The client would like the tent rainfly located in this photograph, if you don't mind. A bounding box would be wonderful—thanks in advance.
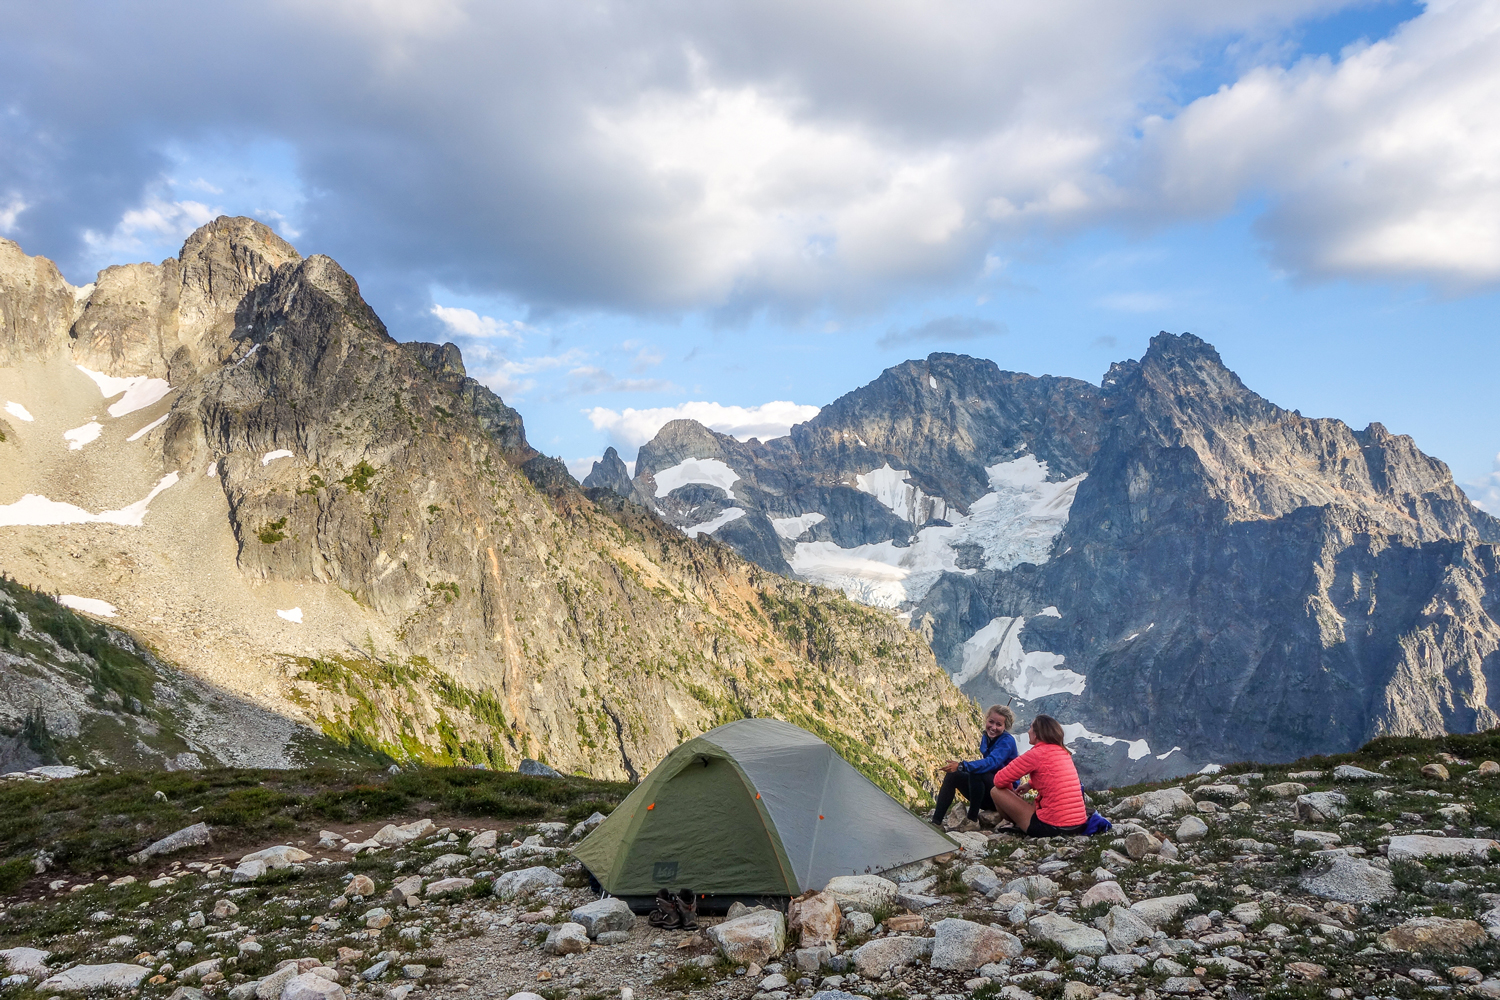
[571,718,956,906]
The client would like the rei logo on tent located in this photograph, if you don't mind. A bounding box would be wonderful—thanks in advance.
[652,861,679,883]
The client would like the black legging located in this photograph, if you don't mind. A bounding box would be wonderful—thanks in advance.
[932,770,996,823]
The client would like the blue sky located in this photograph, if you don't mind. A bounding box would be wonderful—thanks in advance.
[3,0,1498,508]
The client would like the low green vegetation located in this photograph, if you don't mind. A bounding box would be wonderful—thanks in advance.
[257,516,289,544]
[0,765,628,881]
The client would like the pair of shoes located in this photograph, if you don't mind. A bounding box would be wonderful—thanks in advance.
[957,818,982,833]
[647,889,680,928]
[645,889,699,930]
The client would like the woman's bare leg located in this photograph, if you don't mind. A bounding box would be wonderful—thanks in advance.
[991,785,1035,831]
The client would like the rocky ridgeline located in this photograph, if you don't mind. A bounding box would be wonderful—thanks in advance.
[9,748,1500,1000]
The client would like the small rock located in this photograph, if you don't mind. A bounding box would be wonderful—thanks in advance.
[345,875,375,897]
[848,936,926,977]
[1477,761,1500,776]
[788,891,841,948]
[1260,782,1307,798]
[1332,764,1383,780]
[1293,830,1341,848]
[360,961,389,982]
[240,846,311,869]
[1287,961,1326,979]
[1128,894,1198,928]
[543,923,590,955]
[493,866,564,900]
[1115,786,1196,820]
[127,823,213,865]
[823,875,897,912]
[1422,763,1451,781]
[213,899,240,919]
[232,860,267,883]
[1295,791,1348,824]
[1123,831,1161,860]
[569,897,635,938]
[1300,856,1395,903]
[1097,954,1147,976]
[1160,976,1203,994]
[400,966,425,979]
[280,972,346,1000]
[710,909,786,964]
[1079,881,1128,908]
[424,877,475,898]
[596,931,631,945]
[959,863,1002,896]
[928,918,1022,970]
[363,908,392,929]
[38,964,151,992]
[1378,917,1489,953]
[1388,834,1500,863]
[1027,913,1107,956]
[0,948,51,977]
[1175,815,1208,843]
[569,812,607,840]
[1099,906,1153,954]
[467,830,497,851]
[1003,875,1061,900]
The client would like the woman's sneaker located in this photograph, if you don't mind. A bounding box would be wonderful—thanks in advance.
[647,889,681,928]
[674,889,699,930]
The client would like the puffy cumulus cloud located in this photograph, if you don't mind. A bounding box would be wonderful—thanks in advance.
[1,0,1365,310]
[1139,0,1500,289]
[430,305,524,340]
[585,400,821,451]
[1464,452,1500,515]
[877,315,1006,348]
[81,194,221,264]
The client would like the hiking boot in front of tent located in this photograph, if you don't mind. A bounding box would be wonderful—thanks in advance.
[674,889,699,930]
[648,889,681,929]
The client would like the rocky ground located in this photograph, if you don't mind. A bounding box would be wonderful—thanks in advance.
[8,737,1500,1000]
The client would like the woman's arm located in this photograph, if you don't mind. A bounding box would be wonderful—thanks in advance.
[992,745,1039,787]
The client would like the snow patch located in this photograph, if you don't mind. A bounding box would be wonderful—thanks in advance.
[75,366,172,418]
[771,512,826,540]
[64,422,103,450]
[855,464,949,525]
[682,506,745,538]
[73,282,95,303]
[261,450,294,466]
[4,401,33,422]
[126,413,169,442]
[1199,763,1224,775]
[277,607,303,624]
[794,455,1083,607]
[953,615,1086,698]
[1155,746,1183,761]
[654,457,739,498]
[1037,606,1062,618]
[206,462,218,477]
[0,472,180,527]
[59,595,117,618]
[1062,722,1152,760]
[929,375,937,389]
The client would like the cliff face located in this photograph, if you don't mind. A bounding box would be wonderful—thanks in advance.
[0,218,973,793]
[619,333,1500,782]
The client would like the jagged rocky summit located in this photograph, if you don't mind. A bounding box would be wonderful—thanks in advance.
[602,335,1500,783]
[0,217,973,787]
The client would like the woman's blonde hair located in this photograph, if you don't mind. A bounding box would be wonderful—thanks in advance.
[985,705,1015,730]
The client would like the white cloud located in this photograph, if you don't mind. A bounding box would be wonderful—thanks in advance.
[0,194,25,234]
[82,194,222,261]
[1139,0,1500,288]
[431,304,525,340]
[585,399,821,451]
[1464,452,1500,516]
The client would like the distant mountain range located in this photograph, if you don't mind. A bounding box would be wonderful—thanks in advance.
[591,334,1500,783]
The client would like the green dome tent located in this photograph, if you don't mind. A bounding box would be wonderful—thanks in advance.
[572,718,956,909]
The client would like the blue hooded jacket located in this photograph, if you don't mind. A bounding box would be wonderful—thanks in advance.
[958,730,1018,776]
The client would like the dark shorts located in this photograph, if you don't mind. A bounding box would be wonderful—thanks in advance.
[1024,815,1087,838]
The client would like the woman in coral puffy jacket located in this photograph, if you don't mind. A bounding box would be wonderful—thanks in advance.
[990,714,1088,837]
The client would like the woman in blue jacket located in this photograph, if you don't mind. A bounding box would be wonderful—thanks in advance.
[931,705,1018,830]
